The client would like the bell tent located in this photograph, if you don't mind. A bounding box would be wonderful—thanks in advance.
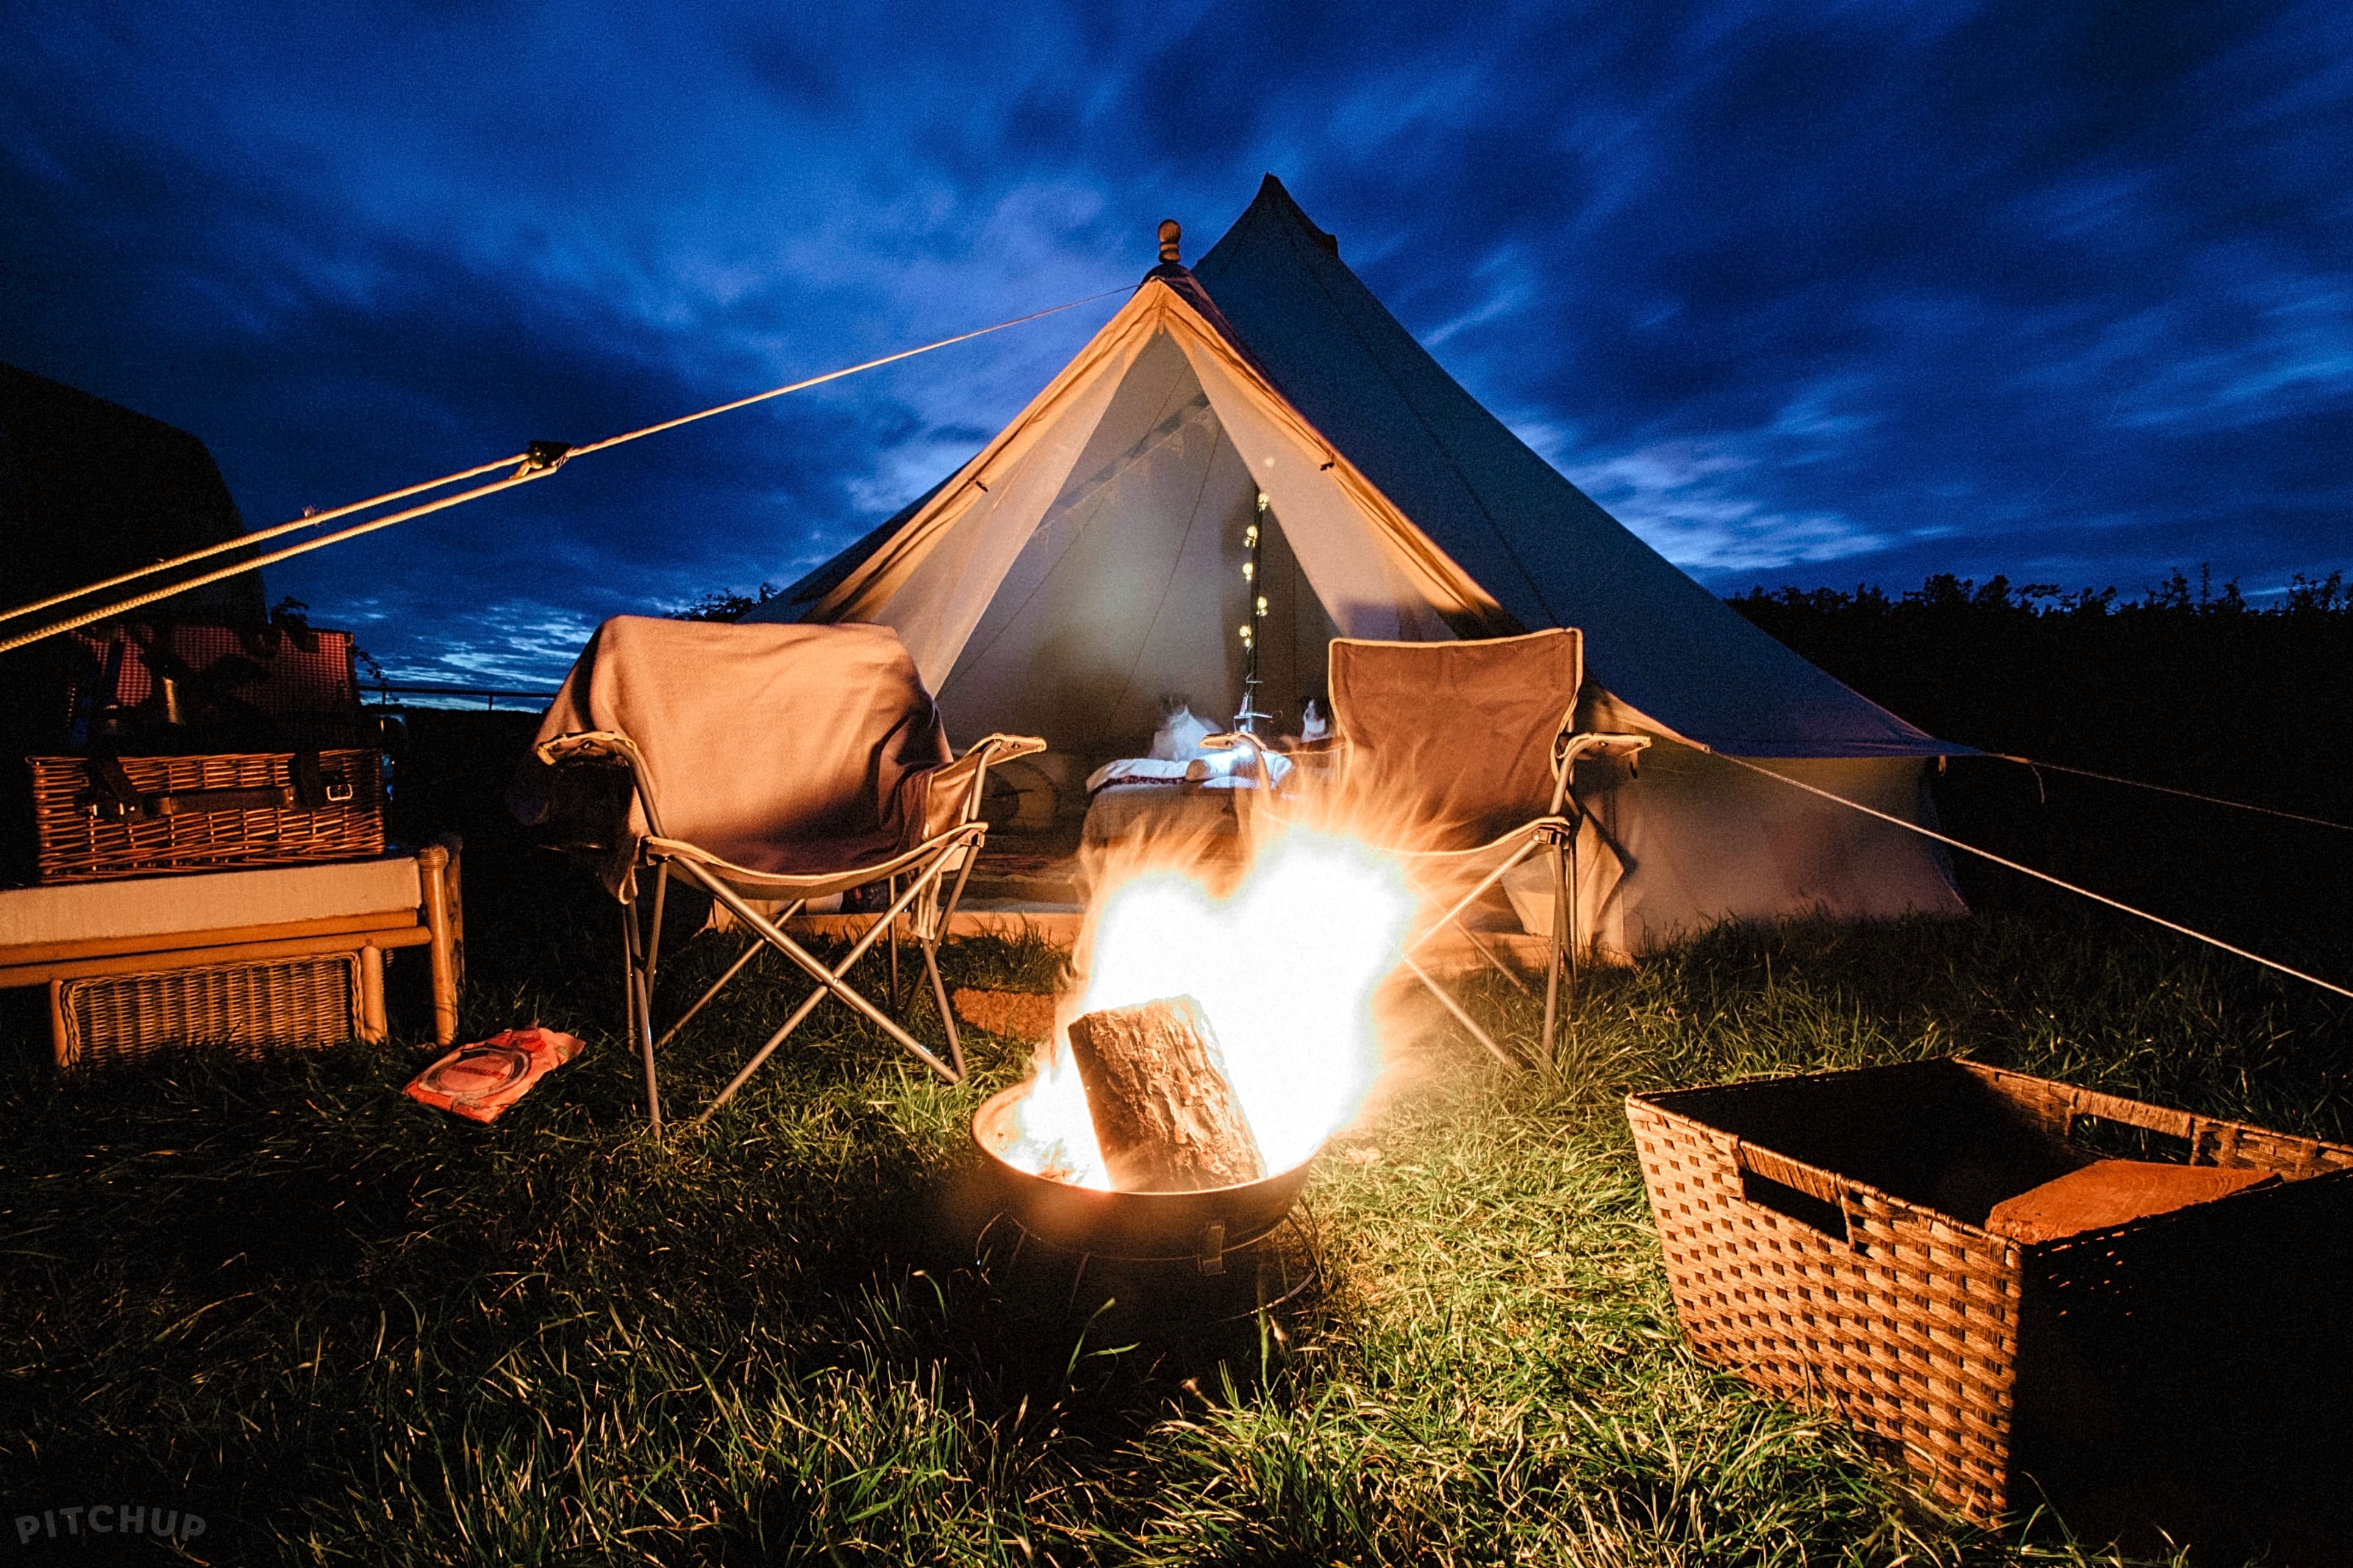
[751,176,1964,952]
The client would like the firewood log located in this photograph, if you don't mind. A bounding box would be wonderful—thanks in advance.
[1064,995,1266,1192]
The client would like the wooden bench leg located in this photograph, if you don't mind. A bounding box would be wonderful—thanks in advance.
[359,946,388,1044]
[47,980,71,1072]
[418,837,463,1045]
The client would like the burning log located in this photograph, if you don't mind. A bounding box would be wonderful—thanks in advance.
[1065,995,1266,1192]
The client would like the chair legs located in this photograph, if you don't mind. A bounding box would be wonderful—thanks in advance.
[1401,951,1521,1068]
[1541,839,1569,1067]
[621,897,663,1130]
[921,937,963,1081]
[655,935,772,1050]
[928,845,982,1081]
[885,874,903,1014]
[1399,823,1585,1070]
[614,842,985,1128]
[672,848,974,1123]
[1399,832,1550,1068]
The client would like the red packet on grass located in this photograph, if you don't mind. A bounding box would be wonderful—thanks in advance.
[405,1026,583,1124]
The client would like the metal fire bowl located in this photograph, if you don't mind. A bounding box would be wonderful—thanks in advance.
[972,1085,1318,1264]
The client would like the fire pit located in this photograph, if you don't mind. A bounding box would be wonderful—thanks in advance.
[972,1084,1317,1269]
[966,828,1411,1281]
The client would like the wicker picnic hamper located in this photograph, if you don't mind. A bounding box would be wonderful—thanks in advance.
[1627,1058,2353,1526]
[26,748,384,882]
[53,951,363,1071]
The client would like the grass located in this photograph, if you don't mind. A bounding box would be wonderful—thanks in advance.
[4,821,2348,1561]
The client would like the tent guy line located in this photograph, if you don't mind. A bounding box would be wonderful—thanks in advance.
[0,285,1133,656]
[1982,753,2353,836]
[0,451,528,632]
[0,462,568,657]
[1712,750,2353,1002]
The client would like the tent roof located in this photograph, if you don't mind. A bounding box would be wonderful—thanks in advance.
[1188,177,1947,758]
[774,178,1954,759]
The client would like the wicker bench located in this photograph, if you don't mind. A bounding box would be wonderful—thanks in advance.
[0,837,462,1070]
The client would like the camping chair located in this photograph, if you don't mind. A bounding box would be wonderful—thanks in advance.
[512,616,1043,1128]
[1233,629,1646,1066]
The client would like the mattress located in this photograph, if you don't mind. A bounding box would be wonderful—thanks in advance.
[1080,782,1244,847]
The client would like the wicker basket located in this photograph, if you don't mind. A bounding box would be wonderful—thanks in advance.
[27,748,383,882]
[55,951,361,1071]
[1628,1058,2353,1524]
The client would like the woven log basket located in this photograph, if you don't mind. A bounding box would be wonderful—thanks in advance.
[1627,1057,2353,1525]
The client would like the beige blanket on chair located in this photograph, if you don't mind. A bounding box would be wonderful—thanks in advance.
[509,616,952,893]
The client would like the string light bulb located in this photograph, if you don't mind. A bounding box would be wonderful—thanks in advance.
[1236,490,1273,733]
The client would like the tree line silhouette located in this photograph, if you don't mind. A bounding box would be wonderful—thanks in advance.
[1729,569,2353,963]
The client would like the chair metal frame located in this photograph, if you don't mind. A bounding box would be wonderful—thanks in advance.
[536,728,1044,1128]
[1381,728,1648,1067]
[1217,650,1647,1067]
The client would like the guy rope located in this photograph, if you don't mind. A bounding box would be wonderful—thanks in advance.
[0,287,1129,656]
[1980,753,2353,835]
[1710,750,2353,1003]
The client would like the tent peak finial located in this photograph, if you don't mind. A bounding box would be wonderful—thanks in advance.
[1157,218,1182,264]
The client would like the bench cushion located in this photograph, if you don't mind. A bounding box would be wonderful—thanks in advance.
[0,856,422,950]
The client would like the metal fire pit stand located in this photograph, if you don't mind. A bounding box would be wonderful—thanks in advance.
[971,1084,1326,1324]
[974,1198,1323,1325]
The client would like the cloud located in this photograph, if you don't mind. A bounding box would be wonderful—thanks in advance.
[1563,438,1893,574]
[1,0,2348,687]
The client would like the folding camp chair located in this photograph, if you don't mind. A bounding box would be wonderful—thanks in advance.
[513,616,1043,1128]
[1234,629,1646,1066]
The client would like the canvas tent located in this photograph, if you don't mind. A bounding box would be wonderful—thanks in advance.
[752,176,1964,953]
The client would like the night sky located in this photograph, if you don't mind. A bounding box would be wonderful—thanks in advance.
[5,1,2349,687]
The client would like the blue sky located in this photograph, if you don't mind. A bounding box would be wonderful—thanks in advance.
[4,0,2349,685]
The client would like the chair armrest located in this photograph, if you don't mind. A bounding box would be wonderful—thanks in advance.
[924,734,1048,831]
[535,728,643,769]
[1557,731,1652,767]
[532,729,665,838]
[1549,731,1652,814]
[970,734,1049,764]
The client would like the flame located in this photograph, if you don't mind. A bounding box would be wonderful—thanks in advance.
[1001,826,1413,1189]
